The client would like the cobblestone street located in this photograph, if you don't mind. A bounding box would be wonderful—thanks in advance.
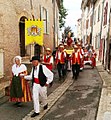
[42,66,102,120]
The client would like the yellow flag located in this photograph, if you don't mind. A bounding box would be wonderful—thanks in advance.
[25,19,44,46]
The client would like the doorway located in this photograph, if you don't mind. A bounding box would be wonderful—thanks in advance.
[34,44,41,56]
[108,43,111,70]
[19,16,28,57]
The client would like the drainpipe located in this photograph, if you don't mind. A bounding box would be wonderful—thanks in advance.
[30,0,35,19]
[53,0,56,49]
[90,0,95,45]
[107,7,111,71]
[100,0,105,40]
[99,0,105,64]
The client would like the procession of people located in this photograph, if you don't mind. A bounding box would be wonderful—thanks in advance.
[8,39,97,118]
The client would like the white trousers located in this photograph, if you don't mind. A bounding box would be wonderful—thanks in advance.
[33,83,47,113]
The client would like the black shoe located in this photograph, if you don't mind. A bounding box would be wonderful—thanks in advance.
[17,104,22,107]
[72,76,75,79]
[14,102,22,107]
[31,112,39,118]
[14,102,21,105]
[62,75,66,81]
[75,76,78,80]
[44,104,48,110]
[49,82,53,88]
[59,77,61,81]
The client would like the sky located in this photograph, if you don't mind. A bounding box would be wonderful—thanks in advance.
[63,0,82,37]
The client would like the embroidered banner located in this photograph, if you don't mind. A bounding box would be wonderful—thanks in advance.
[25,20,44,46]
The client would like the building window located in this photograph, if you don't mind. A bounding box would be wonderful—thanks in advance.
[41,6,49,34]
[90,15,92,26]
[98,5,100,21]
[103,2,108,25]
[95,35,100,49]
[52,0,54,3]
[94,11,96,25]
[86,19,89,29]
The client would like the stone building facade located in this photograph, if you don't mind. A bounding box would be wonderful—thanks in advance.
[81,0,111,71]
[0,0,60,96]
[77,18,82,40]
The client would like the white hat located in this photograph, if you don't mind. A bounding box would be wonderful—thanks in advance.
[74,45,78,49]
[59,45,64,48]
[14,56,22,63]
[46,48,51,51]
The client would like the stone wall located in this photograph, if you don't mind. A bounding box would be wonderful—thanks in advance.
[0,0,59,91]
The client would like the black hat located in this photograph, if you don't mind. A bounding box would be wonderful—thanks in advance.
[30,56,40,62]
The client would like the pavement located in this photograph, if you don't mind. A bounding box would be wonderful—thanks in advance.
[42,65,102,120]
[96,61,111,120]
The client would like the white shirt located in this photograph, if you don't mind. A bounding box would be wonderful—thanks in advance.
[24,64,53,85]
[75,52,82,59]
[12,64,27,76]
[77,49,84,55]
[57,51,66,60]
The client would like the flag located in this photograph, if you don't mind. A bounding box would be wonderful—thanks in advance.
[25,19,44,46]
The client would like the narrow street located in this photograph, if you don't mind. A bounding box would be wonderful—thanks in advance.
[42,66,102,120]
[0,65,102,120]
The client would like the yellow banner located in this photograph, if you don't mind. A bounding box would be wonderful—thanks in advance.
[25,20,44,46]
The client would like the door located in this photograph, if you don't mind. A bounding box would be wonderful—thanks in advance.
[19,16,28,57]
[34,44,41,56]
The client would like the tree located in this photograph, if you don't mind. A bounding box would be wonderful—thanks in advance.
[64,26,72,38]
[59,0,68,29]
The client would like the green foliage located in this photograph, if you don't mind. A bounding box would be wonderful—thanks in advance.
[64,26,72,38]
[59,0,68,29]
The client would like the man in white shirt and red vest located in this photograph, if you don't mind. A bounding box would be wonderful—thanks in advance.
[42,48,53,71]
[24,56,53,118]
[71,45,82,80]
[55,45,67,80]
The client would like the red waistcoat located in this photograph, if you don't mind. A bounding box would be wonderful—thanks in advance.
[72,52,81,64]
[55,52,65,64]
[44,55,52,71]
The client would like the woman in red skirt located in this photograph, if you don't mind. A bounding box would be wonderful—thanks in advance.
[10,56,32,106]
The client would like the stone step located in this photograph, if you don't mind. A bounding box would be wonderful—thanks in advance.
[0,96,9,105]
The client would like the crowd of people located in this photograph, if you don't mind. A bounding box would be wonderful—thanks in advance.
[53,41,97,80]
[9,40,97,118]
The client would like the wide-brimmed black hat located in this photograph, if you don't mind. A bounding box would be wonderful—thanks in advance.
[30,56,40,62]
